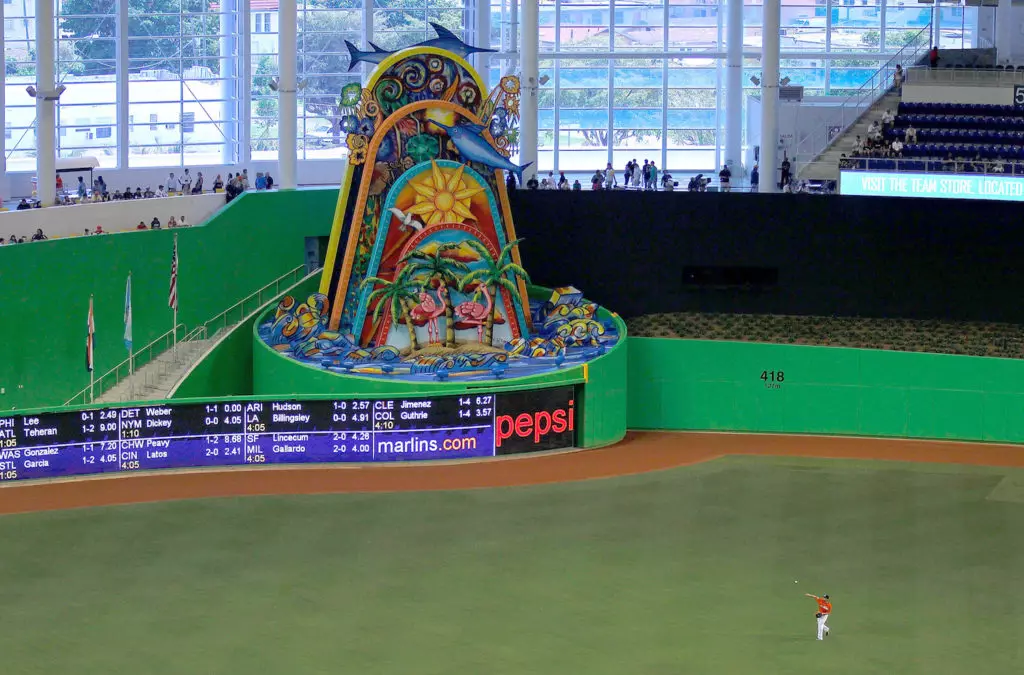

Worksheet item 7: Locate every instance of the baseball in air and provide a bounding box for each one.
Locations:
[794,581,799,583]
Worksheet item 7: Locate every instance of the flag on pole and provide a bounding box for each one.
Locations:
[124,274,133,351]
[168,234,178,311]
[86,296,95,372]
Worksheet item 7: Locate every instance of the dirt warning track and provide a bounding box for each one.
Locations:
[1,431,1022,516]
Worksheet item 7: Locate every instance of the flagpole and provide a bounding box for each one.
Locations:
[127,271,134,402]
[89,294,95,404]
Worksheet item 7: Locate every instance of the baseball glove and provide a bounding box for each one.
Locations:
[815,613,823,618]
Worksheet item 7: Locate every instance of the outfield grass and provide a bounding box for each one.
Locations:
[0,457,1022,674]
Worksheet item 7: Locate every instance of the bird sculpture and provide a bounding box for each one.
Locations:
[388,207,424,233]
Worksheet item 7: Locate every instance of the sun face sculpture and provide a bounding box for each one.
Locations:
[406,161,485,226]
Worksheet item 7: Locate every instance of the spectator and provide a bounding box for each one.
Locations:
[780,156,792,189]
[718,164,732,192]
[0,237,5,246]
[891,139,904,157]
[558,172,569,190]
[868,121,882,143]
[156,185,168,198]
[572,179,582,191]
[853,135,865,153]
[76,176,88,201]
[7,235,17,244]
[134,187,143,199]
[168,216,178,228]
[929,46,939,68]
[193,172,204,194]
[905,124,917,144]
[168,172,176,193]
[16,198,31,211]
[84,228,91,236]
[641,160,650,189]
[213,174,224,191]
[56,174,64,191]
[648,161,659,191]
[265,173,274,190]
[97,175,107,196]
[751,164,759,192]
[624,160,634,186]
[893,64,903,93]
[143,186,155,198]
[113,189,123,200]
[881,109,895,126]
[631,163,641,189]
[241,169,250,188]
[123,186,135,200]
[151,217,161,229]
[137,222,147,230]
[179,169,193,194]
[604,162,617,189]
[546,171,558,189]
[180,216,188,228]
[591,169,604,190]
[94,226,104,235]
[540,173,553,190]
[505,171,517,193]
[31,228,47,241]
[255,172,267,190]
[526,174,539,190]
[661,173,676,191]
[993,157,1006,174]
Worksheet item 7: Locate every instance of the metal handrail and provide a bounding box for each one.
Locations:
[63,324,184,406]
[904,67,1024,86]
[190,264,306,342]
[841,156,1024,176]
[61,264,308,407]
[791,24,932,171]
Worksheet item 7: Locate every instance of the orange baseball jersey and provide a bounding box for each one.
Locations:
[817,598,832,614]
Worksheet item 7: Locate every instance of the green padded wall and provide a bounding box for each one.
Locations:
[628,337,1024,443]
[0,189,337,410]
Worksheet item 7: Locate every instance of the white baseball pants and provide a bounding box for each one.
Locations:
[816,613,830,640]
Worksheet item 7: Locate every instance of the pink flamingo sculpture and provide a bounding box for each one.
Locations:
[409,283,448,345]
[454,284,493,343]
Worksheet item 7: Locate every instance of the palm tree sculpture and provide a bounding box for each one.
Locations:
[458,238,531,347]
[361,266,422,353]
[400,242,470,348]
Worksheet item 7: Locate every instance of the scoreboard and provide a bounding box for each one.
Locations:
[0,386,577,482]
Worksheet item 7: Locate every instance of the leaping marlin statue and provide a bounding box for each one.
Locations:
[345,23,497,71]
[429,120,532,185]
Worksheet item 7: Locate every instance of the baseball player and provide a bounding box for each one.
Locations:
[805,593,831,640]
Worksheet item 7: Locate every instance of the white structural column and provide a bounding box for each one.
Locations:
[220,0,238,163]
[725,0,743,178]
[116,0,129,169]
[278,0,298,189]
[996,0,1012,64]
[35,0,57,205]
[759,0,781,194]
[475,0,492,89]
[519,0,539,180]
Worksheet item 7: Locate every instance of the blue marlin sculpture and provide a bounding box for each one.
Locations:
[345,23,497,72]
[429,120,533,184]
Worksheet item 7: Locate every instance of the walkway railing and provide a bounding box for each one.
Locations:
[176,264,308,346]
[62,264,308,407]
[791,25,932,170]
[841,156,1024,176]
[63,324,184,407]
[904,67,1024,86]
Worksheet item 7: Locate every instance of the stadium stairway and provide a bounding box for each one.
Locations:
[96,330,224,404]
[799,91,902,182]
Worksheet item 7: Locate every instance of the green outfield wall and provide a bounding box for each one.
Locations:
[628,337,1024,443]
[0,189,337,410]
